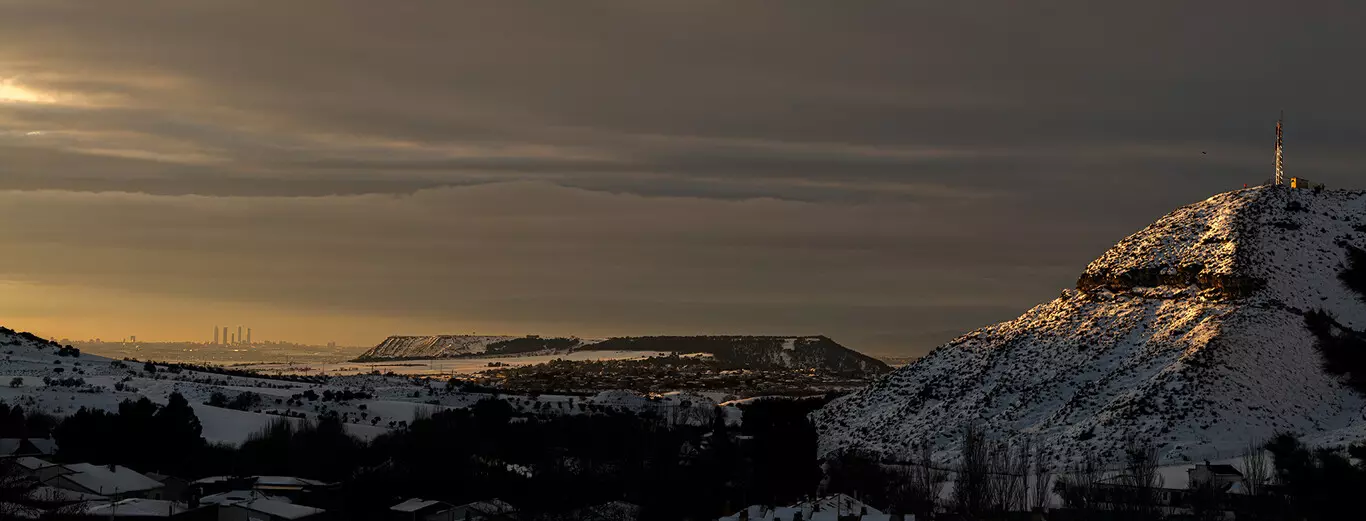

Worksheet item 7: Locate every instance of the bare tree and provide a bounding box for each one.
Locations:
[1122,436,1165,519]
[987,438,1029,512]
[1009,438,1032,511]
[1241,440,1269,496]
[954,423,990,515]
[1055,450,1107,515]
[1031,439,1053,511]
[909,442,947,513]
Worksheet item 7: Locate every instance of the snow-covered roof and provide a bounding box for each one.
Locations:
[1197,464,1243,476]
[57,463,164,495]
[27,485,106,503]
[228,498,325,519]
[84,498,189,517]
[191,475,332,489]
[254,475,333,488]
[0,438,56,457]
[200,489,287,506]
[391,498,449,512]
[455,498,516,515]
[13,456,60,471]
[0,501,44,519]
[190,475,233,486]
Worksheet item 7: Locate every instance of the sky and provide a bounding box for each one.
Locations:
[1,1,1364,355]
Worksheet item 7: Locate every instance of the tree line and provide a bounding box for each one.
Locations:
[42,394,828,521]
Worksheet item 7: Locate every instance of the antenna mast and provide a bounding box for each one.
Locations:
[1274,111,1284,185]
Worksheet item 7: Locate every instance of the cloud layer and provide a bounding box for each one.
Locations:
[0,1,1363,352]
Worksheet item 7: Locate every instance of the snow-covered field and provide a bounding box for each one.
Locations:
[815,186,1366,467]
[0,332,733,446]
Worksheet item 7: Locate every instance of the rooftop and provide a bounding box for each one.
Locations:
[391,498,449,513]
[84,499,189,517]
[57,463,163,495]
[228,498,325,520]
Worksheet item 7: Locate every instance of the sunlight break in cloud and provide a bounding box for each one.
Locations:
[0,78,56,104]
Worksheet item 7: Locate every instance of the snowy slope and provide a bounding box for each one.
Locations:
[0,325,742,443]
[813,186,1366,466]
[355,335,527,360]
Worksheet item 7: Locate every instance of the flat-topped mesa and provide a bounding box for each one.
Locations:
[353,333,891,374]
[353,335,581,361]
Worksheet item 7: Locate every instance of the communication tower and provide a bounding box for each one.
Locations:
[1274,111,1284,185]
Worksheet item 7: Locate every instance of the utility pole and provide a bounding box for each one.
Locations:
[1274,111,1285,185]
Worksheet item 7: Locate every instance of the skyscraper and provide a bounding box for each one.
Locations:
[247,328,252,345]
[237,326,243,346]
[214,326,219,345]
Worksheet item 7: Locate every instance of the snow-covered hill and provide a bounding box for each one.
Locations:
[813,186,1366,466]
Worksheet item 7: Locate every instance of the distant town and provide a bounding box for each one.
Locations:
[59,332,367,367]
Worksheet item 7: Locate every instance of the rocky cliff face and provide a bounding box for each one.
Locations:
[812,186,1366,466]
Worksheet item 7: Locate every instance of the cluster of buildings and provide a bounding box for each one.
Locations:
[0,438,333,521]
[212,326,252,347]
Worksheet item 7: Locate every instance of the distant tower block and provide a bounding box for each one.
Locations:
[223,327,229,346]
[237,325,243,345]
[213,326,219,345]
[1274,112,1285,185]
[247,328,252,345]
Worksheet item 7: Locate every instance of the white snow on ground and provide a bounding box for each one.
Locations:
[0,329,737,445]
[814,186,1366,467]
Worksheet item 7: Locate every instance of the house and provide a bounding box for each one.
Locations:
[199,489,288,507]
[190,475,335,505]
[390,498,455,521]
[147,473,191,502]
[12,456,75,481]
[447,499,517,521]
[46,463,166,499]
[65,498,215,520]
[217,498,326,521]
[27,485,108,506]
[1188,462,1246,492]
[1289,177,1315,189]
[0,438,58,458]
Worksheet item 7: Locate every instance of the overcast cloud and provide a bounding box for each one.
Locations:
[1,1,1363,353]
